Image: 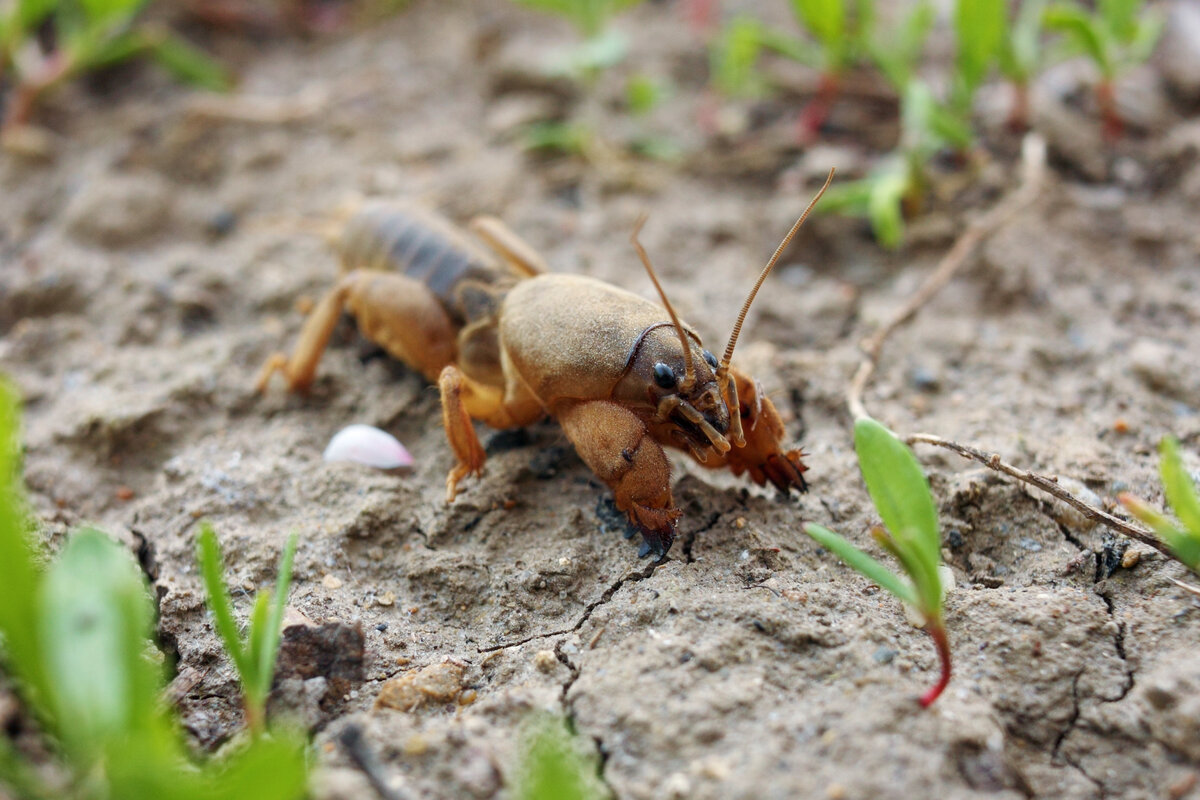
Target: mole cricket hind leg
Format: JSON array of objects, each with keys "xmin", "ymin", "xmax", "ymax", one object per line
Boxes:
[
  {"xmin": 437, "ymin": 365, "xmax": 542, "ymax": 503},
  {"xmin": 554, "ymin": 400, "xmax": 680, "ymax": 560},
  {"xmin": 467, "ymin": 215, "xmax": 548, "ymax": 277},
  {"xmin": 702, "ymin": 365, "xmax": 809, "ymax": 493},
  {"xmin": 256, "ymin": 270, "xmax": 459, "ymax": 393}
]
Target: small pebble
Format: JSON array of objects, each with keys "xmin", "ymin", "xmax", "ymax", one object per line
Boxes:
[
  {"xmin": 322, "ymin": 574, "xmax": 343, "ymax": 590},
  {"xmin": 323, "ymin": 424, "xmax": 413, "ymax": 471},
  {"xmin": 378, "ymin": 591, "xmax": 397, "ymax": 607},
  {"xmin": 872, "ymin": 646, "xmax": 898, "ymax": 664},
  {"xmin": 533, "ymin": 650, "xmax": 558, "ymax": 673},
  {"xmin": 1121, "ymin": 550, "xmax": 1140, "ymax": 570},
  {"xmin": 115, "ymin": 486, "xmax": 135, "ymax": 501}
]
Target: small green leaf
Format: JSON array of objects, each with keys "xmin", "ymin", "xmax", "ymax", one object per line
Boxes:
[
  {"xmin": 78, "ymin": 0, "xmax": 146, "ymax": 27},
  {"xmin": 709, "ymin": 16, "xmax": 768, "ymax": 98},
  {"xmin": 954, "ymin": 0, "xmax": 1005, "ymax": 93},
  {"xmin": 16, "ymin": 0, "xmax": 59, "ymax": 35},
  {"xmin": 625, "ymin": 73, "xmax": 668, "ymax": 115},
  {"xmin": 259, "ymin": 533, "xmax": 298, "ymax": 689},
  {"xmin": 867, "ymin": 165, "xmax": 908, "ymax": 249},
  {"xmin": 791, "ymin": 0, "xmax": 845, "ymax": 51},
  {"xmin": 804, "ymin": 523, "xmax": 919, "ymax": 605},
  {"xmin": 197, "ymin": 524, "xmax": 251, "ymax": 683},
  {"xmin": 148, "ymin": 33, "xmax": 231, "ymax": 91},
  {"xmin": 998, "ymin": 0, "xmax": 1046, "ymax": 81},
  {"xmin": 1045, "ymin": 4, "xmax": 1111, "ymax": 75},
  {"xmin": 523, "ymin": 120, "xmax": 591, "ymax": 155},
  {"xmin": 1160, "ymin": 438, "xmax": 1200, "ymax": 559},
  {"xmin": 38, "ymin": 529, "xmax": 161, "ymax": 758},
  {"xmin": 854, "ymin": 418, "xmax": 942, "ymax": 614},
  {"xmin": 516, "ymin": 715, "xmax": 606, "ymax": 800}
]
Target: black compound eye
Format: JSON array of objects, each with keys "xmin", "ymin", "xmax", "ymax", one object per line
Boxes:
[
  {"xmin": 703, "ymin": 349, "xmax": 718, "ymax": 369},
  {"xmin": 653, "ymin": 362, "xmax": 676, "ymax": 389}
]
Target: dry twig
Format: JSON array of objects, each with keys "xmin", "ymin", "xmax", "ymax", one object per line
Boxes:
[{"xmin": 906, "ymin": 433, "xmax": 1172, "ymax": 560}]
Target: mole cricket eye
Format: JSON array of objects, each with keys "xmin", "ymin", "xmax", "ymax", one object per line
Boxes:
[
  {"xmin": 703, "ymin": 349, "xmax": 718, "ymax": 369},
  {"xmin": 653, "ymin": 362, "xmax": 677, "ymax": 389}
]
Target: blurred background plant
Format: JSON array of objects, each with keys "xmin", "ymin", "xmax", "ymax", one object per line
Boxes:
[
  {"xmin": 1120, "ymin": 437, "xmax": 1200, "ymax": 577},
  {"xmin": 513, "ymin": 714, "xmax": 609, "ymax": 800},
  {"xmin": 1043, "ymin": 0, "xmax": 1164, "ymax": 139},
  {"xmin": 0, "ymin": 381, "xmax": 309, "ymax": 800},
  {"xmin": 0, "ymin": 0, "xmax": 229, "ymax": 133}
]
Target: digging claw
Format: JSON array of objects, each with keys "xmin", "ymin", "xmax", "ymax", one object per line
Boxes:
[
  {"xmin": 764, "ymin": 451, "xmax": 809, "ymax": 494},
  {"xmin": 637, "ymin": 528, "xmax": 673, "ymax": 561}
]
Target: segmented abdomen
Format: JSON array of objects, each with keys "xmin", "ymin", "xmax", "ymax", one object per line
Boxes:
[{"xmin": 337, "ymin": 204, "xmax": 508, "ymax": 326}]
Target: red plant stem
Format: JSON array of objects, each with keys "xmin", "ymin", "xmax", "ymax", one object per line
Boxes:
[
  {"xmin": 683, "ymin": 0, "xmax": 718, "ymax": 36},
  {"xmin": 795, "ymin": 71, "xmax": 841, "ymax": 145},
  {"xmin": 918, "ymin": 623, "xmax": 951, "ymax": 708},
  {"xmin": 1006, "ymin": 81, "xmax": 1029, "ymax": 133},
  {"xmin": 1096, "ymin": 79, "xmax": 1123, "ymax": 142}
]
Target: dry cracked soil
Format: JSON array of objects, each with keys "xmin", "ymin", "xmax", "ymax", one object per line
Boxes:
[{"xmin": 2, "ymin": 1, "xmax": 1200, "ymax": 798}]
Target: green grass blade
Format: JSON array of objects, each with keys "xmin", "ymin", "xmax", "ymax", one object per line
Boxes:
[
  {"xmin": 854, "ymin": 418, "xmax": 942, "ymax": 613},
  {"xmin": 255, "ymin": 533, "xmax": 298, "ymax": 701},
  {"xmin": 0, "ymin": 381, "xmax": 51, "ymax": 712},
  {"xmin": 245, "ymin": 590, "xmax": 272, "ymax": 705},
  {"xmin": 197, "ymin": 524, "xmax": 250, "ymax": 682},
  {"xmin": 804, "ymin": 523, "xmax": 918, "ymax": 606}
]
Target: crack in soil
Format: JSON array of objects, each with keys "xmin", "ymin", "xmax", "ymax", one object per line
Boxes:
[
  {"xmin": 554, "ymin": 640, "xmax": 616, "ymax": 799},
  {"xmin": 682, "ymin": 511, "xmax": 722, "ymax": 564},
  {"xmin": 478, "ymin": 560, "xmax": 663, "ymax": 653}
]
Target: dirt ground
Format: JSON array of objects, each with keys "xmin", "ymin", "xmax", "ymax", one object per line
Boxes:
[{"xmin": 3, "ymin": 0, "xmax": 1200, "ymax": 798}]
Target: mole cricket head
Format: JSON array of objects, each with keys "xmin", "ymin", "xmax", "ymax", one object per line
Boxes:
[{"xmin": 614, "ymin": 325, "xmax": 732, "ymax": 461}]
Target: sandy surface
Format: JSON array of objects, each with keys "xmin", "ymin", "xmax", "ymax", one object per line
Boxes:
[{"xmin": 3, "ymin": 1, "xmax": 1200, "ymax": 798}]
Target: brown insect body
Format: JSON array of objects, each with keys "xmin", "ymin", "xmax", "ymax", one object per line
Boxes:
[{"xmin": 258, "ymin": 184, "xmax": 830, "ymax": 558}]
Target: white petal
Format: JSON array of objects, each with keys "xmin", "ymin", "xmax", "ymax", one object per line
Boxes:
[{"xmin": 323, "ymin": 424, "xmax": 413, "ymax": 471}]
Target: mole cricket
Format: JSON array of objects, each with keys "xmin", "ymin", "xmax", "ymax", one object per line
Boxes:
[{"xmin": 258, "ymin": 172, "xmax": 833, "ymax": 557}]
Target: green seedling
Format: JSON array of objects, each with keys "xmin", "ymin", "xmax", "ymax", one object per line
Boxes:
[
  {"xmin": 197, "ymin": 523, "xmax": 298, "ymax": 736},
  {"xmin": 513, "ymin": 0, "xmax": 642, "ymax": 81},
  {"xmin": 819, "ymin": 78, "xmax": 966, "ymax": 249},
  {"xmin": 1043, "ymin": 0, "xmax": 1164, "ymax": 139},
  {"xmin": 996, "ymin": 0, "xmax": 1049, "ymax": 130},
  {"xmin": 787, "ymin": 0, "xmax": 874, "ymax": 137},
  {"xmin": 0, "ymin": 380, "xmax": 308, "ymax": 800},
  {"xmin": 708, "ymin": 15, "xmax": 772, "ymax": 100},
  {"xmin": 865, "ymin": 0, "xmax": 933, "ymax": 92},
  {"xmin": 708, "ymin": 1, "xmax": 874, "ymax": 139},
  {"xmin": 514, "ymin": 714, "xmax": 608, "ymax": 800},
  {"xmin": 949, "ymin": 0, "xmax": 1005, "ymax": 134},
  {"xmin": 1120, "ymin": 437, "xmax": 1200, "ymax": 575},
  {"xmin": 804, "ymin": 417, "xmax": 951, "ymax": 707},
  {"xmin": 0, "ymin": 0, "xmax": 229, "ymax": 131}
]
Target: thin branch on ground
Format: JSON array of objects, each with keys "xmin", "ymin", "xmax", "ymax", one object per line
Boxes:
[
  {"xmin": 1166, "ymin": 576, "xmax": 1200, "ymax": 598},
  {"xmin": 847, "ymin": 133, "xmax": 1048, "ymax": 421},
  {"xmin": 906, "ymin": 433, "xmax": 1174, "ymax": 560},
  {"xmin": 338, "ymin": 724, "xmax": 410, "ymax": 800}
]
